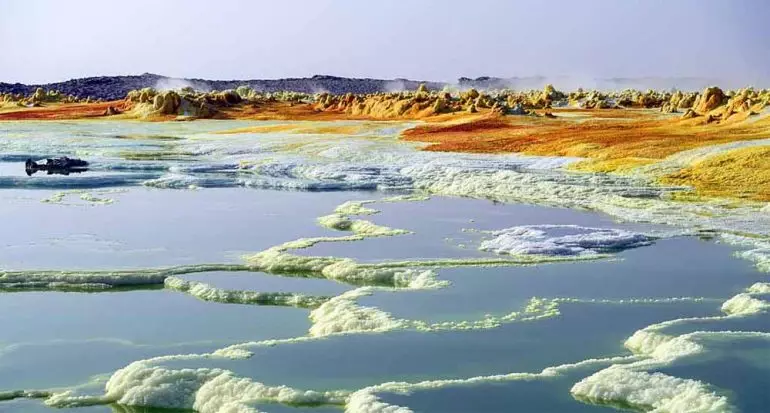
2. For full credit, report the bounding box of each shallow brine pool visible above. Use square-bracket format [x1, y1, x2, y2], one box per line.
[0, 120, 768, 413]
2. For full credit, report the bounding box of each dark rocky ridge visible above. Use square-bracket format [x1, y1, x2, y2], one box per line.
[0, 73, 446, 101]
[0, 73, 740, 101]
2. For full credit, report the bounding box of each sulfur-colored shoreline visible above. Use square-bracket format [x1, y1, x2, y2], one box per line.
[400, 110, 770, 201]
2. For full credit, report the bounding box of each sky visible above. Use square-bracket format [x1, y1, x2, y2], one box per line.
[0, 0, 768, 86]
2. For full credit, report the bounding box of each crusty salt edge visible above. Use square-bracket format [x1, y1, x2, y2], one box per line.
[570, 288, 770, 413]
[44, 349, 639, 412]
[400, 160, 770, 238]
[0, 264, 253, 290]
[9, 193, 768, 411]
[9, 121, 770, 240]
[719, 233, 770, 272]
[41, 189, 127, 206]
[45, 361, 350, 412]
[40, 295, 720, 412]
[317, 214, 411, 236]
[210, 295, 712, 359]
[0, 390, 51, 402]
[2, 194, 628, 292]
[164, 276, 331, 309]
[333, 195, 430, 217]
[746, 282, 770, 294]
[571, 366, 735, 413]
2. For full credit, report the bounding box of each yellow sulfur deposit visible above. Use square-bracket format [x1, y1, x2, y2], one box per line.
[568, 157, 657, 174]
[661, 146, 770, 201]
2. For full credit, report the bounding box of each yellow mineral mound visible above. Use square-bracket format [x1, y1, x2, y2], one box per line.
[660, 103, 678, 114]
[669, 91, 684, 108]
[153, 90, 181, 114]
[543, 84, 557, 98]
[125, 87, 224, 118]
[527, 84, 561, 108]
[15, 88, 76, 105]
[693, 86, 726, 114]
[674, 91, 697, 109]
[682, 88, 769, 123]
[461, 88, 480, 102]
[681, 108, 698, 119]
[209, 89, 242, 106]
[126, 87, 157, 104]
[313, 91, 462, 119]
[720, 88, 769, 119]
[31, 88, 46, 103]
[568, 88, 587, 106]
[302, 86, 759, 120]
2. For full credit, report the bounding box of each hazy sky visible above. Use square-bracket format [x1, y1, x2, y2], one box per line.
[1, 0, 768, 85]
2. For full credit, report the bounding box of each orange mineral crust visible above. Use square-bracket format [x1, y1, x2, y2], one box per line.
[401, 110, 770, 165]
[0, 101, 129, 120]
[400, 108, 770, 201]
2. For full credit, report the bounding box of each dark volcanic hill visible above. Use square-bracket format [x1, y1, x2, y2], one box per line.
[0, 73, 447, 101]
[0, 74, 733, 101]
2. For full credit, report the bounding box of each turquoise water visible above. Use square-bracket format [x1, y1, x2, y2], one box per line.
[0, 120, 768, 413]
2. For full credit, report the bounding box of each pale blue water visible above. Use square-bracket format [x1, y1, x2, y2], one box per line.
[0, 188, 375, 269]
[0, 120, 767, 413]
[378, 369, 604, 413]
[0, 289, 310, 390]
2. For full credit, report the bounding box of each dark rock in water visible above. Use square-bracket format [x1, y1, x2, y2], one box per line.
[25, 157, 89, 176]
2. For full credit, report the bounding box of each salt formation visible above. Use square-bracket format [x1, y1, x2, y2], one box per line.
[334, 200, 379, 215]
[317, 214, 410, 236]
[165, 276, 330, 309]
[0, 264, 250, 290]
[720, 233, 770, 272]
[41, 189, 122, 205]
[310, 85, 769, 119]
[41, 292, 743, 412]
[346, 388, 413, 413]
[747, 283, 770, 294]
[0, 197, 436, 291]
[308, 288, 405, 336]
[479, 225, 653, 256]
[571, 286, 770, 412]
[241, 196, 609, 291]
[571, 367, 734, 413]
[56, 360, 349, 412]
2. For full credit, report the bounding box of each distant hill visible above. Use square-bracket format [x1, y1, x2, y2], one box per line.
[0, 73, 446, 100]
[0, 73, 741, 101]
